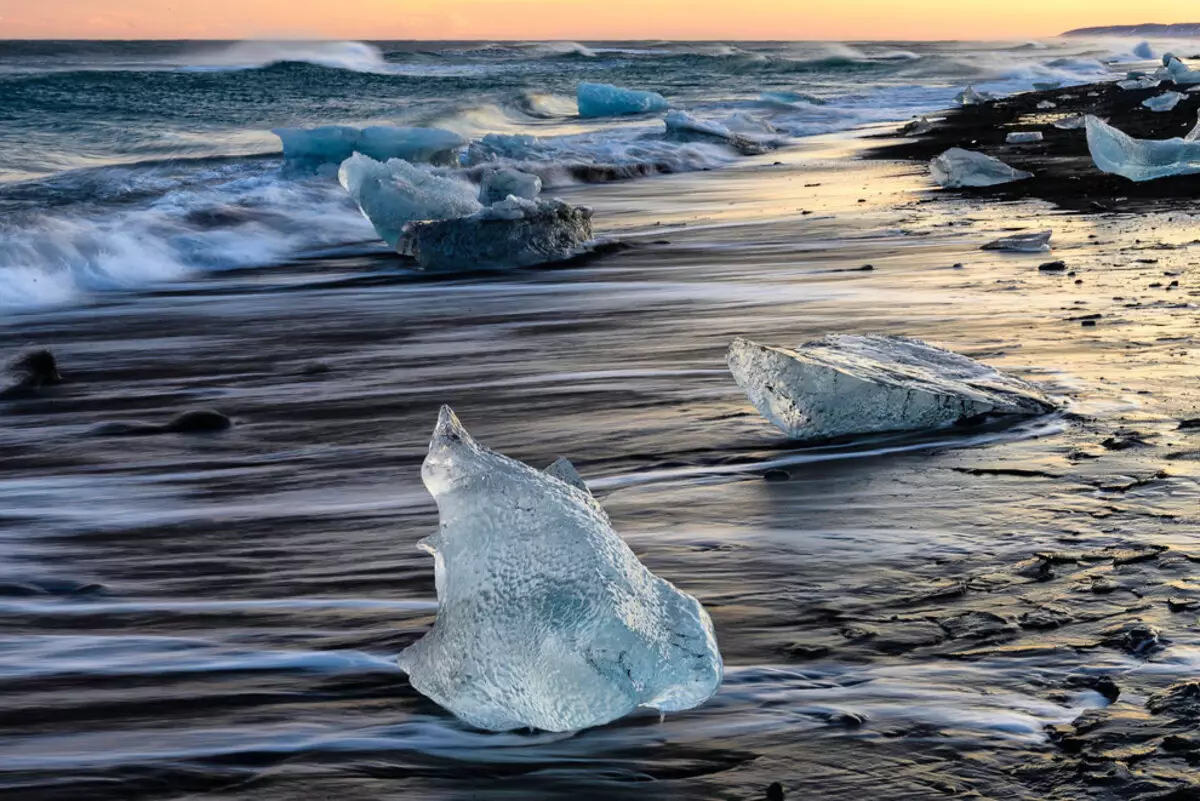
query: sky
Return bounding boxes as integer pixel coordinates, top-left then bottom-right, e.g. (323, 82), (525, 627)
(0, 0), (1196, 40)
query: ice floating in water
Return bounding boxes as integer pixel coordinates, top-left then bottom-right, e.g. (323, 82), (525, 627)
(956, 85), (991, 106)
(1006, 131), (1044, 144)
(275, 125), (467, 171)
(929, 148), (1033, 188)
(576, 82), (668, 117)
(338, 154), (481, 249)
(1143, 91), (1184, 112)
(478, 168), (542, 205)
(662, 110), (775, 155)
(1085, 115), (1200, 181)
(399, 407), (723, 732)
(726, 335), (1056, 441)
(399, 196), (594, 272)
(982, 230), (1053, 252)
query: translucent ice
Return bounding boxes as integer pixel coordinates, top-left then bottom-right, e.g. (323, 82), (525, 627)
(929, 148), (1033, 188)
(399, 196), (593, 271)
(981, 230), (1053, 252)
(721, 112), (779, 135)
(1053, 115), (1087, 130)
(900, 116), (934, 136)
(1133, 41), (1155, 60)
(338, 154), (481, 249)
(1006, 131), (1044, 144)
(399, 407), (723, 732)
(662, 110), (774, 155)
(726, 335), (1055, 441)
(1085, 115), (1200, 182)
(955, 85), (991, 106)
(478, 168), (542, 205)
(1143, 92), (1184, 112)
(1117, 76), (1160, 90)
(1159, 54), (1200, 85)
(576, 82), (669, 117)
(275, 125), (466, 172)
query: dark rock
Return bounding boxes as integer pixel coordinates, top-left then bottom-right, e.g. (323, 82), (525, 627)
(165, 409), (234, 434)
(767, 782), (785, 801)
(1039, 260), (1068, 272)
(938, 610), (1017, 639)
(1065, 674), (1121, 704)
(1148, 682), (1200, 720)
(2, 347), (63, 397)
(763, 468), (791, 482)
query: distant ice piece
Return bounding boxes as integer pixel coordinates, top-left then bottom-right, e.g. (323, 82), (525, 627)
(900, 116), (934, 136)
(1036, 100), (1057, 110)
(929, 148), (1033, 188)
(1085, 115), (1200, 181)
(576, 82), (668, 117)
(955, 85), (991, 106)
(338, 154), (481, 249)
(275, 125), (467, 171)
(1053, 115), (1087, 130)
(478, 168), (542, 205)
(1117, 75), (1160, 90)
(981, 230), (1053, 252)
(399, 407), (723, 732)
(1143, 91), (1184, 112)
(1006, 131), (1044, 144)
(662, 110), (774, 155)
(1133, 41), (1155, 60)
(726, 335), (1055, 441)
(399, 196), (594, 271)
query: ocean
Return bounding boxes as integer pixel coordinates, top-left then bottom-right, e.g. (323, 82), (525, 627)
(2, 37), (1199, 801)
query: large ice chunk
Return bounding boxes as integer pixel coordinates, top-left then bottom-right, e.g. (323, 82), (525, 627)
(275, 125), (466, 172)
(726, 335), (1056, 441)
(338, 154), (481, 249)
(576, 82), (668, 117)
(478, 168), (542, 205)
(399, 196), (593, 271)
(929, 148), (1033, 188)
(1159, 54), (1200, 85)
(399, 407), (723, 732)
(1143, 91), (1184, 112)
(662, 110), (775, 155)
(1085, 115), (1200, 182)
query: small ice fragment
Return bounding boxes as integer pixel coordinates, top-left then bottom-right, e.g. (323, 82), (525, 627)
(1036, 100), (1057, 110)
(1133, 41), (1155, 60)
(275, 125), (466, 172)
(1053, 115), (1087, 130)
(576, 82), (668, 117)
(1006, 131), (1044, 144)
(478, 168), (542, 205)
(726, 335), (1056, 441)
(1143, 92), (1184, 112)
(956, 85), (991, 106)
(338, 154), (481, 250)
(1117, 76), (1160, 90)
(399, 196), (594, 271)
(663, 110), (774, 155)
(982, 230), (1053, 252)
(900, 116), (934, 136)
(1085, 115), (1200, 181)
(929, 148), (1033, 188)
(399, 407), (723, 732)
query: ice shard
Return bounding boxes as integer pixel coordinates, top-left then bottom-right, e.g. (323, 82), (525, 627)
(478, 168), (542, 205)
(726, 335), (1056, 441)
(1085, 115), (1200, 182)
(1143, 92), (1184, 112)
(955, 85), (991, 106)
(576, 82), (668, 117)
(399, 196), (593, 271)
(929, 148), (1033, 188)
(399, 407), (723, 732)
(338, 154), (482, 250)
(275, 125), (467, 172)
(1005, 131), (1044, 143)
(981, 230), (1053, 252)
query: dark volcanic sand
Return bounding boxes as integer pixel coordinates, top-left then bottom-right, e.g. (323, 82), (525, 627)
(867, 80), (1200, 212)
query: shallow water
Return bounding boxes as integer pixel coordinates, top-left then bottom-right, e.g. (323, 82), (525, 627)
(3, 38), (1200, 801)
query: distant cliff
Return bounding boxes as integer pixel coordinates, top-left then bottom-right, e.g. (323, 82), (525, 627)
(1062, 23), (1200, 37)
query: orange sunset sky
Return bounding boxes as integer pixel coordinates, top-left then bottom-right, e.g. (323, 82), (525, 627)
(0, 1), (1195, 40)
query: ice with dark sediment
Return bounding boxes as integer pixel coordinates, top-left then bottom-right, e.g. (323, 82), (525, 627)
(1142, 91), (1184, 112)
(478, 168), (542, 204)
(275, 125), (467, 171)
(337, 154), (481, 249)
(1085, 115), (1200, 182)
(726, 335), (1056, 442)
(398, 196), (593, 271)
(929, 148), (1033, 188)
(398, 407), (723, 732)
(576, 82), (669, 117)
(662, 110), (777, 155)
(981, 230), (1053, 252)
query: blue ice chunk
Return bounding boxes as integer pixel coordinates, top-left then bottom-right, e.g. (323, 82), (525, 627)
(274, 126), (467, 172)
(576, 82), (668, 117)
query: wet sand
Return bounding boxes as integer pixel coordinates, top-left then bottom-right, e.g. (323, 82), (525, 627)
(1, 132), (1198, 800)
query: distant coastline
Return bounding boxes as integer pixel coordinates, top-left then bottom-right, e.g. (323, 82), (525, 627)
(1061, 22), (1200, 37)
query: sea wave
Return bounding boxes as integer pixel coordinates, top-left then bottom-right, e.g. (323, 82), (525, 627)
(179, 40), (389, 73)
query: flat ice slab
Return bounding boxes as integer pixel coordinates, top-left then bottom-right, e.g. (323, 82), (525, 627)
(399, 407), (723, 732)
(726, 335), (1056, 441)
(981, 230), (1053, 253)
(930, 148), (1033, 188)
(1085, 115), (1200, 182)
(1006, 131), (1044, 144)
(576, 82), (668, 117)
(1143, 92), (1184, 112)
(400, 196), (593, 271)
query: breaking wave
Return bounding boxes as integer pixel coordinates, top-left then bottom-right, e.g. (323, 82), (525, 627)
(181, 40), (389, 73)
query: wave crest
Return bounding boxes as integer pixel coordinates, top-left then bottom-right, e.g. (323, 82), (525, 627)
(181, 41), (388, 73)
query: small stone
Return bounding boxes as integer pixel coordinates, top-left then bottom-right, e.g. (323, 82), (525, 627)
(1039, 260), (1068, 272)
(767, 782), (786, 801)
